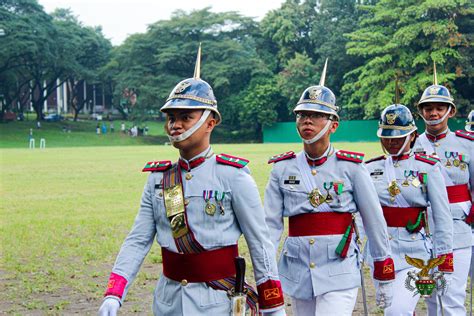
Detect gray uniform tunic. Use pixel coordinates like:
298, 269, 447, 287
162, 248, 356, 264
110, 151, 283, 315
365, 155, 453, 271
264, 146, 392, 300
414, 130, 474, 249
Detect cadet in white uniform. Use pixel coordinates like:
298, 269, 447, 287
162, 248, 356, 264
98, 45, 286, 316
365, 103, 453, 316
264, 60, 395, 316
413, 64, 473, 316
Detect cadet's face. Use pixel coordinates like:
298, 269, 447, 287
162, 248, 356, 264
381, 134, 415, 155
296, 111, 338, 139
166, 109, 215, 150
420, 103, 453, 131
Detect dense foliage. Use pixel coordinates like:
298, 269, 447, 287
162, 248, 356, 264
1, 0, 472, 137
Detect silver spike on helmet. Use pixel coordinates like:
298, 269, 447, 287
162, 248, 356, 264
418, 61, 455, 111
293, 58, 339, 119
160, 43, 221, 124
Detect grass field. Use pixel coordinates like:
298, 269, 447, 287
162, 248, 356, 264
0, 120, 168, 148
1, 142, 472, 315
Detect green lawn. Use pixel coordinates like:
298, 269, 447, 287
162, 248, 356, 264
0, 120, 168, 148
1, 143, 471, 314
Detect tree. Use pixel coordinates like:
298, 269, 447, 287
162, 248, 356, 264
51, 8, 111, 121
260, 0, 366, 116
343, 0, 474, 118
239, 77, 286, 140
108, 8, 268, 125
277, 52, 321, 113
0, 1, 112, 120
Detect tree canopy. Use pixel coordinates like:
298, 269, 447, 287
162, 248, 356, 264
1, 0, 472, 138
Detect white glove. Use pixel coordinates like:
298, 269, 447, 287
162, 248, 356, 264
98, 297, 120, 316
376, 281, 393, 309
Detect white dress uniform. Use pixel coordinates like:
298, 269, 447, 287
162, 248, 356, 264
365, 153, 453, 315
103, 149, 286, 315
100, 45, 286, 316
264, 145, 395, 314
414, 129, 473, 315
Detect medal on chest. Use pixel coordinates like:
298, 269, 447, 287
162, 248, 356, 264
203, 190, 216, 216
308, 188, 326, 207
388, 180, 401, 202
323, 182, 334, 203
214, 191, 226, 215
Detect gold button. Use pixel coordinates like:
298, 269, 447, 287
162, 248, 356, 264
311, 169, 317, 176
181, 279, 188, 286
310, 262, 316, 268
411, 236, 416, 240
185, 173, 192, 180
158, 192, 163, 197
309, 239, 315, 245
184, 199, 190, 206
388, 235, 393, 240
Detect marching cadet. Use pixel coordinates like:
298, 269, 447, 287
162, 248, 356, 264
413, 63, 473, 316
365, 102, 453, 316
98, 45, 286, 316
264, 60, 395, 315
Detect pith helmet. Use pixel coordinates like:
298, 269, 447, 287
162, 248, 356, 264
377, 104, 417, 138
466, 110, 474, 132
160, 43, 221, 124
418, 62, 455, 109
294, 59, 339, 119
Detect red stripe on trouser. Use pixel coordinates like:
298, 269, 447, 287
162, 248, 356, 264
446, 184, 471, 203
382, 206, 426, 228
161, 245, 238, 282
288, 212, 352, 237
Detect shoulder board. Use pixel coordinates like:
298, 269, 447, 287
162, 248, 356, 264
365, 155, 386, 164
268, 151, 296, 164
142, 160, 172, 172
216, 153, 249, 168
415, 154, 439, 165
336, 150, 365, 163
455, 130, 474, 141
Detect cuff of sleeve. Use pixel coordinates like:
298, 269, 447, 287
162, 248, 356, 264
257, 279, 285, 311
438, 253, 454, 273
373, 258, 395, 281
104, 272, 128, 299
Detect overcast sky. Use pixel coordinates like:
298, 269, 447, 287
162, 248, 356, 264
38, 0, 286, 45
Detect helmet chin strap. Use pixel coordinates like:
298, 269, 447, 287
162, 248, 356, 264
168, 110, 211, 143
381, 134, 412, 157
297, 119, 332, 144
422, 105, 451, 126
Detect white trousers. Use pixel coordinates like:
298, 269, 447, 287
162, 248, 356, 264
291, 288, 358, 316
374, 268, 420, 316
426, 246, 472, 316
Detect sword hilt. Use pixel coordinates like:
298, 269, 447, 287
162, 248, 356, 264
234, 257, 246, 295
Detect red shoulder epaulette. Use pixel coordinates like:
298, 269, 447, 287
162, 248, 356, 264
336, 150, 365, 163
365, 155, 386, 164
142, 160, 172, 172
455, 130, 474, 141
415, 154, 439, 165
268, 151, 296, 164
216, 153, 249, 168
